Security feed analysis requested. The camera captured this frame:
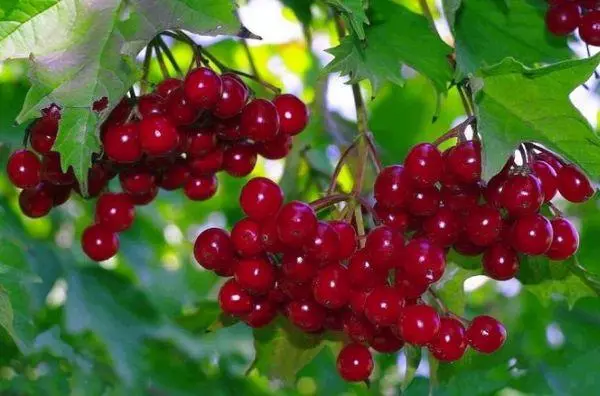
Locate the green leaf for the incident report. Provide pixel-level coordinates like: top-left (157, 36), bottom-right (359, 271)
top-left (442, 0), bottom-right (461, 28)
top-left (431, 263), bottom-right (478, 316)
top-left (402, 345), bottom-right (422, 391)
top-left (326, 0), bottom-right (370, 40)
top-left (452, 0), bottom-right (570, 78)
top-left (280, 0), bottom-right (314, 25)
top-left (473, 56), bottom-right (600, 180)
top-left (0, 286), bottom-right (16, 343)
top-left (324, 0), bottom-right (453, 94)
top-left (525, 272), bottom-right (597, 309)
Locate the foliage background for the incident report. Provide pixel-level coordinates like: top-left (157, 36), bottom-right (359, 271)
top-left (0, 0), bottom-right (600, 395)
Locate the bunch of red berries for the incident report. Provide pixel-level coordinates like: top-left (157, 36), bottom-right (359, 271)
top-left (546, 0), bottom-right (600, 45)
top-left (194, 132), bottom-right (595, 382)
top-left (6, 66), bottom-right (309, 262)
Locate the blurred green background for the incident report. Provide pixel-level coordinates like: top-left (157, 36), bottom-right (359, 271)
top-left (1, 0), bottom-right (600, 395)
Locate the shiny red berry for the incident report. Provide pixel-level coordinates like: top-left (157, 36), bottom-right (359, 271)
top-left (304, 221), bottom-right (340, 262)
top-left (329, 220), bottom-right (358, 260)
top-left (546, 217), bottom-right (579, 260)
top-left (184, 174), bottom-right (218, 201)
top-left (485, 172), bottom-right (508, 208)
top-left (447, 140), bottom-right (482, 184)
top-left (243, 297), bottom-right (277, 328)
top-left (287, 300), bottom-right (326, 332)
top-left (158, 160), bottom-right (191, 191)
top-left (364, 225), bottom-right (403, 269)
top-left (154, 78), bottom-right (182, 98)
top-left (7, 149), bottom-right (41, 189)
top-left (282, 251), bottom-right (318, 283)
top-left (119, 166), bottom-right (156, 195)
top-left (532, 160), bottom-right (558, 203)
top-left (408, 186), bottom-right (441, 217)
top-left (579, 10), bottom-right (600, 45)
top-left (95, 193), bottom-right (135, 232)
top-left (137, 94), bottom-right (165, 117)
top-left (276, 201), bottom-right (318, 248)
top-left (440, 183), bottom-right (481, 213)
top-left (402, 238), bottom-right (446, 285)
top-left (348, 249), bottom-right (386, 291)
top-left (165, 87), bottom-right (200, 126)
top-left (464, 205), bottom-right (503, 247)
top-left (395, 271), bottom-right (429, 299)
top-left (312, 264), bottom-right (350, 309)
top-left (398, 304), bottom-right (441, 345)
top-left (336, 344), bottom-right (373, 382)
top-left (41, 152), bottom-right (75, 186)
top-left (222, 144), bottom-right (257, 177)
top-left (342, 312), bottom-right (375, 344)
top-left (102, 122), bottom-right (142, 163)
top-left (193, 228), bottom-right (234, 271)
top-left (139, 115), bottom-right (179, 155)
top-left (240, 177), bottom-right (284, 222)
top-left (546, 3), bottom-right (581, 35)
top-left (374, 203), bottom-right (410, 233)
top-left (422, 207), bottom-right (461, 247)
top-left (369, 327), bottom-right (405, 353)
top-left (183, 67), bottom-right (223, 108)
top-left (81, 224), bottom-right (119, 261)
top-left (466, 315), bottom-right (507, 354)
top-left (511, 213), bottom-right (553, 255)
top-left (185, 127), bottom-right (217, 158)
top-left (231, 218), bottom-right (264, 257)
top-left (18, 183), bottom-right (53, 218)
top-left (240, 99), bottom-right (280, 142)
top-left (404, 143), bottom-right (443, 187)
top-left (128, 186), bottom-right (159, 206)
top-left (428, 317), bottom-right (467, 362)
top-left (557, 164), bottom-right (595, 203)
top-left (257, 133), bottom-right (293, 160)
top-left (273, 94), bottom-right (309, 136)
top-left (219, 279), bottom-right (252, 316)
top-left (500, 174), bottom-right (544, 216)
top-left (374, 165), bottom-right (412, 209)
top-left (482, 243), bottom-right (519, 281)
top-left (188, 148), bottom-right (224, 175)
top-left (364, 286), bottom-right (404, 327)
top-left (29, 116), bottom-right (58, 154)
top-left (235, 257), bottom-right (275, 295)
top-left (213, 74), bottom-right (247, 119)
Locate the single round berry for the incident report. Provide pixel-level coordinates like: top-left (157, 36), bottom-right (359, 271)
top-left (511, 213), bottom-right (553, 255)
top-left (374, 165), bottom-right (412, 209)
top-left (231, 218), bottom-right (264, 257)
top-left (402, 238), bottom-right (446, 285)
top-left (466, 315), bottom-right (507, 354)
top-left (557, 164), bottom-right (595, 203)
top-left (404, 143), bottom-right (443, 187)
top-left (329, 220), bottom-right (358, 260)
top-left (312, 264), bottom-right (350, 309)
top-left (240, 99), bottom-right (280, 142)
top-left (428, 317), bottom-right (467, 362)
top-left (374, 203), bottom-right (410, 233)
top-left (536, 151), bottom-right (564, 172)
top-left (349, 289), bottom-right (369, 315)
top-left (19, 183), bottom-right (53, 218)
top-left (336, 344), bottom-right (373, 382)
top-left (139, 115), bottom-right (179, 156)
top-left (446, 140), bottom-right (482, 184)
top-left (128, 186), bottom-right (159, 206)
top-left (95, 193), bottom-right (135, 232)
top-left (546, 3), bottom-right (581, 35)
top-left (482, 243), bottom-right (519, 281)
top-left (165, 87), bottom-right (200, 126)
top-left (7, 149), bottom-right (41, 189)
top-left (235, 257), bottom-right (275, 295)
top-left (219, 279), bottom-right (252, 316)
top-left (485, 172), bottom-right (508, 208)
top-left (137, 94), bottom-right (165, 117)
top-left (304, 221), bottom-right (340, 262)
top-left (184, 174), bottom-right (218, 201)
top-left (500, 174), bottom-right (544, 216)
top-left (422, 207), bottom-right (461, 247)
top-left (222, 144), bottom-right (257, 177)
top-left (188, 148), bottom-right (224, 175)
top-left (364, 286), bottom-right (404, 327)
top-left (215, 117), bottom-right (242, 141)
top-left (348, 249), bottom-right (386, 290)
top-left (282, 251), bottom-right (318, 283)
top-left (102, 122), bottom-right (142, 163)
top-left (276, 201), bottom-right (318, 248)
top-left (364, 225), bottom-right (403, 269)
top-left (243, 297), bottom-right (277, 328)
top-left (154, 78), bottom-right (182, 98)
top-left (41, 152), bottom-right (75, 186)
top-left (273, 94), bottom-right (309, 136)
top-left (30, 116), bottom-right (58, 154)
top-left (398, 304), bottom-right (441, 345)
top-left (440, 183), bottom-right (481, 213)
top-left (464, 205), bottom-right (503, 247)
top-left (342, 312), bottom-right (376, 344)
top-left (81, 224), bottom-right (119, 261)
top-left (532, 160), bottom-right (558, 203)
top-left (193, 228), bottom-right (235, 271)
top-left (257, 133), bottom-right (293, 160)
top-left (369, 327), bottom-right (405, 353)
top-left (453, 234), bottom-right (487, 257)
top-left (546, 217), bottom-right (579, 260)
top-left (408, 186), bottom-right (441, 217)
top-left (119, 166), bottom-right (156, 195)
top-left (240, 177), bottom-right (284, 222)
top-left (185, 127), bottom-right (217, 158)
top-left (579, 10), bottom-right (600, 45)
top-left (158, 160), bottom-right (190, 191)
top-left (287, 300), bottom-right (326, 332)
top-left (395, 271), bottom-right (429, 299)
top-left (183, 67), bottom-right (223, 109)
top-left (260, 217), bottom-right (285, 253)
top-left (213, 74), bottom-right (248, 119)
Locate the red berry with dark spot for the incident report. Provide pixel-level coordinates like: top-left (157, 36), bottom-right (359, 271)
top-left (467, 315), bottom-right (507, 354)
top-left (546, 217), bottom-right (579, 260)
top-left (482, 243), bottom-right (519, 281)
top-left (231, 218), bottom-right (264, 257)
top-left (240, 177), bottom-right (284, 222)
top-left (398, 304), bottom-right (441, 345)
top-left (223, 144), bottom-right (257, 177)
top-left (219, 279), bottom-right (252, 316)
top-left (103, 123), bottom-right (142, 163)
top-left (500, 174), bottom-right (544, 216)
top-left (273, 94), bottom-right (309, 136)
top-left (313, 264), bottom-right (350, 309)
top-left (240, 99), bottom-right (280, 142)
top-left (428, 317), bottom-right (467, 362)
top-left (374, 165), bottom-right (412, 209)
top-left (276, 201), bottom-right (318, 248)
top-left (139, 115), bottom-right (180, 155)
top-left (129, 186), bottom-right (159, 206)
top-left (213, 74), bottom-right (247, 119)
top-left (183, 67), bottom-right (223, 109)
top-left (336, 344), bottom-right (373, 382)
top-left (511, 213), bottom-right (553, 255)
top-left (7, 149), bottom-right (41, 189)
top-left (194, 228), bottom-right (234, 271)
top-left (404, 143), bottom-right (443, 187)
top-left (81, 224), bottom-right (119, 261)
top-left (184, 174), bottom-right (218, 201)
top-left (364, 286), bottom-right (404, 327)
top-left (95, 193), bottom-right (135, 232)
top-left (557, 164), bottom-right (595, 203)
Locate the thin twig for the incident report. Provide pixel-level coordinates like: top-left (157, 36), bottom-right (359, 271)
top-left (366, 133), bottom-right (383, 173)
top-left (457, 84), bottom-right (474, 116)
top-left (155, 36), bottom-right (183, 76)
top-left (242, 39), bottom-right (260, 79)
top-left (310, 193), bottom-right (350, 211)
top-left (153, 44), bottom-right (170, 79)
top-left (327, 140), bottom-right (359, 195)
top-left (432, 115), bottom-right (475, 146)
top-left (141, 42), bottom-right (154, 94)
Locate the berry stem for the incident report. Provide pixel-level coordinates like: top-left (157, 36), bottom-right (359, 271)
top-left (155, 36), bottom-right (184, 77)
top-left (153, 43), bottom-right (170, 79)
top-left (326, 139), bottom-right (359, 195)
top-left (524, 142), bottom-right (566, 166)
top-left (354, 205), bottom-right (366, 248)
top-left (241, 39), bottom-right (261, 80)
top-left (546, 201), bottom-right (564, 217)
top-left (426, 288), bottom-right (448, 315)
top-left (141, 42), bottom-right (154, 94)
top-left (310, 193), bottom-right (350, 211)
top-left (366, 133), bottom-right (383, 173)
top-left (433, 115), bottom-right (475, 146)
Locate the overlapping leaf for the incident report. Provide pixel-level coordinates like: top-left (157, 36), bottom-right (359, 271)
top-left (326, 0), bottom-right (370, 40)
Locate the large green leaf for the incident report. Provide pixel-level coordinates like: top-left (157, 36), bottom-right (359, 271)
top-left (326, 0), bottom-right (370, 40)
top-left (452, 0), bottom-right (570, 78)
top-left (324, 0), bottom-right (453, 94)
top-left (473, 56), bottom-right (600, 180)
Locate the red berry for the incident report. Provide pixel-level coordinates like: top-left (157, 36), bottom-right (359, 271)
top-left (95, 193), bottom-right (135, 232)
top-left (139, 115), bottom-right (179, 155)
top-left (336, 344), bottom-right (373, 382)
top-left (428, 317), bottom-right (467, 361)
top-left (282, 251), bottom-right (318, 283)
top-left (128, 186), bottom-right (159, 206)
top-left (287, 300), bottom-right (326, 332)
top-left (466, 315), bottom-right (507, 354)
top-left (219, 279), bottom-right (252, 316)
top-left (402, 238), bottom-right (446, 285)
top-left (158, 160), bottom-right (190, 190)
top-left (579, 10), bottom-right (600, 45)
top-left (312, 264), bottom-right (350, 309)
top-left (364, 286), bottom-right (404, 327)
top-left (369, 327), bottom-right (405, 353)
top-left (464, 205), bottom-right (503, 247)
top-left (447, 141), bottom-right (482, 184)
top-left (165, 87), bottom-right (200, 126)
top-left (103, 123), bottom-right (142, 163)
top-left (482, 243), bottom-right (519, 281)
top-left (119, 166), bottom-right (156, 195)
top-left (188, 148), bottom-right (224, 175)
top-left (485, 172), bottom-right (508, 208)
top-left (51, 183), bottom-right (72, 206)
top-left (395, 271), bottom-right (429, 299)
top-left (348, 249), bottom-right (386, 290)
top-left (18, 183), bottom-right (53, 218)
top-left (213, 74), bottom-right (247, 119)
top-left (453, 234), bottom-right (487, 257)
top-left (243, 297), bottom-right (276, 328)
top-left (536, 151), bottom-right (564, 171)
top-left (532, 160), bottom-right (558, 203)
top-left (222, 144), bottom-right (257, 177)
top-left (342, 312), bottom-right (375, 344)
top-left (349, 289), bottom-right (369, 315)
top-left (257, 133), bottom-right (292, 160)
top-left (215, 117), bottom-right (242, 141)
top-left (154, 78), bottom-right (182, 98)
top-left (440, 183), bottom-right (480, 213)
top-left (7, 149), bottom-right (41, 189)
top-left (41, 152), bottom-right (75, 186)
top-left (557, 164), bottom-right (595, 203)
top-left (546, 217), bottom-right (579, 260)
top-left (398, 304), bottom-right (441, 345)
top-left (235, 257), bottom-right (275, 295)
top-left (276, 201), bottom-right (318, 248)
top-left (364, 225), bottom-right (403, 269)
top-left (404, 143), bottom-right (443, 187)
top-left (374, 165), bottom-right (412, 209)
top-left (183, 67), bottom-right (223, 108)
top-left (500, 174), bottom-right (544, 216)
top-left (81, 224), bottom-right (119, 261)
top-left (185, 126), bottom-right (217, 158)
top-left (374, 203), bottom-right (410, 233)
top-left (231, 218), bottom-right (264, 257)
top-left (408, 186), bottom-right (441, 217)
top-left (240, 177), bottom-right (284, 222)
top-left (546, 3), bottom-right (581, 35)
top-left (304, 221), bottom-right (340, 262)
top-left (184, 174), bottom-right (218, 201)
top-left (329, 220), bottom-right (358, 260)
top-left (260, 217), bottom-right (284, 253)
top-left (273, 94), bottom-right (309, 136)
top-left (137, 94), bottom-right (165, 117)
top-left (240, 99), bottom-right (280, 142)
top-left (29, 116), bottom-right (58, 154)
top-left (511, 213), bottom-right (553, 255)
top-left (422, 207), bottom-right (461, 247)
top-left (194, 228), bottom-right (234, 271)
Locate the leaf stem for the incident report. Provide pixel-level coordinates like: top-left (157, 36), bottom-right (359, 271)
top-left (241, 39), bottom-right (260, 80)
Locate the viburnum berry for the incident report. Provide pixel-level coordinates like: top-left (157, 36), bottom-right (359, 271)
top-left (422, 207), bottom-right (461, 247)
top-left (235, 257), bottom-right (275, 295)
top-left (304, 221), bottom-right (340, 262)
top-left (231, 218), bottom-right (264, 257)
top-left (184, 174), bottom-right (218, 201)
top-left (183, 67), bottom-right (223, 109)
top-left (279, 278), bottom-right (313, 301)
top-left (369, 326), bottom-right (405, 353)
top-left (155, 78), bottom-right (182, 98)
top-left (240, 99), bottom-right (280, 142)
top-left (579, 10), bottom-right (600, 46)
top-left (557, 164), bottom-right (595, 203)
top-left (103, 123), bottom-right (143, 163)
top-left (364, 225), bottom-right (403, 269)
top-left (329, 220), bottom-right (358, 260)
top-left (545, 2), bottom-right (581, 35)
top-left (158, 160), bottom-right (190, 191)
top-left (466, 315), bottom-right (507, 354)
top-left (402, 238), bottom-right (446, 285)
top-left (312, 264), bottom-right (351, 309)
top-left (364, 286), bottom-right (404, 327)
top-left (213, 74), bottom-right (248, 119)
top-left (119, 166), bottom-right (156, 195)
top-left (139, 115), bottom-right (180, 155)
top-left (128, 186), bottom-right (159, 206)
top-left (257, 133), bottom-right (293, 160)
top-left (482, 243), bottom-right (519, 281)
top-left (336, 344), bottom-right (373, 382)
top-left (484, 171), bottom-right (508, 209)
top-left (240, 177), bottom-right (284, 222)
top-left (428, 317), bottom-right (467, 362)
top-left (51, 183), bottom-right (72, 207)
top-left (41, 152), bottom-right (75, 186)
top-left (185, 127), bottom-right (217, 158)
top-left (348, 249), bottom-right (386, 290)
top-left (500, 173), bottom-right (544, 216)
top-left (510, 213), bottom-right (554, 255)
top-left (95, 193), bottom-right (135, 232)
top-left (19, 183), bottom-right (54, 218)
top-left (165, 87), bottom-right (200, 126)
top-left (273, 94), bottom-right (309, 136)
top-left (215, 117), bottom-right (242, 141)
top-left (404, 143), bottom-right (443, 187)
top-left (219, 279), bottom-right (252, 316)
top-left (137, 94), bottom-right (165, 117)
top-left (276, 201), bottom-right (318, 248)
top-left (464, 205), bottom-right (503, 247)
top-left (81, 224), bottom-right (119, 261)
top-left (188, 148), bottom-right (224, 175)
top-left (408, 186), bottom-right (441, 217)
top-left (546, 217), bottom-right (579, 260)
top-left (532, 160), bottom-right (558, 202)
top-left (7, 149), bottom-right (42, 189)
top-left (453, 234), bottom-right (487, 257)
top-left (374, 203), bottom-right (410, 233)
top-left (287, 300), bottom-right (326, 332)
top-left (30, 115), bottom-right (58, 154)
top-left (260, 217), bottom-right (284, 253)
top-left (342, 312), bottom-right (376, 344)
top-left (194, 228), bottom-right (235, 271)
top-left (222, 144), bottom-right (257, 177)
top-left (440, 183), bottom-right (481, 213)
top-left (398, 304), bottom-right (441, 345)
top-left (243, 297), bottom-right (277, 328)
top-left (282, 251), bottom-right (318, 283)
top-left (395, 271), bottom-right (429, 299)
top-left (374, 165), bottom-right (412, 209)
top-left (446, 140), bottom-right (482, 184)
top-left (349, 289), bottom-right (369, 315)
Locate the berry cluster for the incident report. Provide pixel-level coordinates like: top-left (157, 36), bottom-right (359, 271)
top-left (194, 132), bottom-right (595, 382)
top-left (6, 66), bottom-right (309, 262)
top-left (546, 0), bottom-right (600, 45)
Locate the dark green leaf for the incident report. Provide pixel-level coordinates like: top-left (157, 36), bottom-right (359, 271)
top-left (326, 0), bottom-right (370, 40)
